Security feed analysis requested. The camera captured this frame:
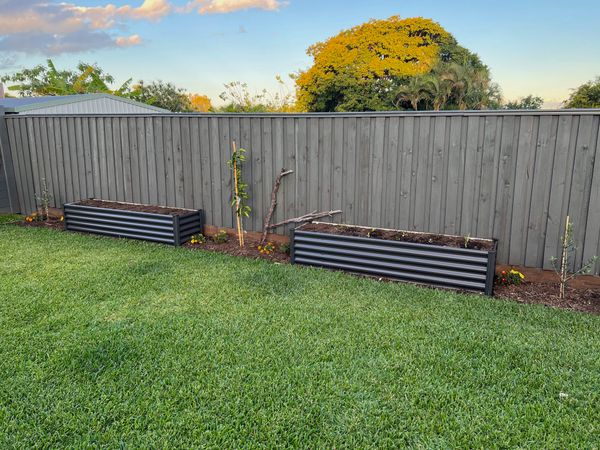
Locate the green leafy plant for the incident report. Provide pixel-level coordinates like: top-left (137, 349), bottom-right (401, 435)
top-left (257, 242), bottom-right (275, 255)
top-left (550, 216), bottom-right (598, 299)
top-left (35, 178), bottom-right (52, 221)
top-left (189, 234), bottom-right (206, 245)
top-left (212, 230), bottom-right (229, 244)
top-left (279, 243), bottom-right (290, 255)
top-left (228, 141), bottom-right (251, 247)
top-left (497, 269), bottom-right (525, 286)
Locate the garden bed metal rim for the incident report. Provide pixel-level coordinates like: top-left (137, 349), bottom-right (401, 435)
top-left (64, 201), bottom-right (204, 246)
top-left (291, 223), bottom-right (497, 295)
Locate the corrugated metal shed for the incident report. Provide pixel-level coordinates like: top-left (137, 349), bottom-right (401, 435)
top-left (0, 94), bottom-right (169, 114)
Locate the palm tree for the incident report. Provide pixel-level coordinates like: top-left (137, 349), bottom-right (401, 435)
top-left (441, 63), bottom-right (499, 110)
top-left (422, 75), bottom-right (452, 110)
top-left (393, 76), bottom-right (429, 110)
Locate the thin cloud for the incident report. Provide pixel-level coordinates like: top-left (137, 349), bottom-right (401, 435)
top-left (116, 34), bottom-right (143, 47)
top-left (0, 0), bottom-right (287, 56)
top-left (179, 0), bottom-right (285, 14)
top-left (71, 0), bottom-right (172, 29)
top-left (0, 30), bottom-right (116, 55)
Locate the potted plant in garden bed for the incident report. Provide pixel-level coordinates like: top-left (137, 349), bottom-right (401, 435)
top-left (291, 222), bottom-right (498, 295)
top-left (64, 199), bottom-right (204, 246)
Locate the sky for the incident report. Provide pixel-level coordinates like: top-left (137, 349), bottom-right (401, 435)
top-left (1, 0), bottom-right (599, 107)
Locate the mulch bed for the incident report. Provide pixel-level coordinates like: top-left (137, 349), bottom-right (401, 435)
top-left (11, 218), bottom-right (600, 314)
top-left (184, 235), bottom-right (290, 264)
top-left (75, 199), bottom-right (195, 216)
top-left (300, 222), bottom-right (495, 251)
top-left (15, 218), bottom-right (65, 230)
top-left (494, 282), bottom-right (600, 314)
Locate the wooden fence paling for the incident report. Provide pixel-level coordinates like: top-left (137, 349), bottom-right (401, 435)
top-left (3, 110), bottom-right (600, 274)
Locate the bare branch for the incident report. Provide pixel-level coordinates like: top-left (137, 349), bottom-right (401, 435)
top-left (267, 210), bottom-right (342, 229)
top-left (261, 168), bottom-right (294, 244)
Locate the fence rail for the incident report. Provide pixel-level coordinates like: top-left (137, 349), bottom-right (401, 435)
top-left (3, 111), bottom-right (600, 274)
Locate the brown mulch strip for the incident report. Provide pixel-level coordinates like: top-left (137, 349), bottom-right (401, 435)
top-left (11, 219), bottom-right (599, 314)
top-left (15, 218), bottom-right (65, 230)
top-left (300, 222), bottom-right (495, 251)
top-left (75, 199), bottom-right (195, 216)
top-left (184, 235), bottom-right (290, 264)
top-left (494, 282), bottom-right (600, 314)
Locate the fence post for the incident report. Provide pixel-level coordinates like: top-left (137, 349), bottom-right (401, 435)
top-left (0, 107), bottom-right (21, 213)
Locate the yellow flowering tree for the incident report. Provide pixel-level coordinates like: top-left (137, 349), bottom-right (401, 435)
top-left (295, 16), bottom-right (493, 112)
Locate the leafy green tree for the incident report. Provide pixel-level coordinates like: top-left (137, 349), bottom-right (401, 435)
top-left (504, 95), bottom-right (544, 110)
top-left (296, 16), bottom-right (498, 112)
top-left (1, 59), bottom-right (131, 97)
top-left (563, 77), bottom-right (600, 108)
top-left (127, 80), bottom-right (192, 112)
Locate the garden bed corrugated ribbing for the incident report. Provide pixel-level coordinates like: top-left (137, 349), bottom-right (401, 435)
top-left (64, 199), bottom-right (203, 246)
top-left (291, 222), bottom-right (498, 295)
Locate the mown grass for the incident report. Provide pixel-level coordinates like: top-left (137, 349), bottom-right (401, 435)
top-left (0, 223), bottom-right (598, 448)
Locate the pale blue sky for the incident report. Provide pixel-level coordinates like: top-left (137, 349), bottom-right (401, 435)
top-left (1, 0), bottom-right (599, 106)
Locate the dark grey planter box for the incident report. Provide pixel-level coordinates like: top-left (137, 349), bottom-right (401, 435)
top-left (291, 222), bottom-right (497, 295)
top-left (64, 201), bottom-right (203, 246)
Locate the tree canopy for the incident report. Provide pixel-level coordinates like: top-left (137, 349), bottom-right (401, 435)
top-left (1, 60), bottom-right (211, 113)
top-left (128, 80), bottom-right (193, 112)
top-left (563, 77), bottom-right (600, 108)
top-left (295, 16), bottom-right (500, 112)
top-left (503, 95), bottom-right (544, 110)
top-left (0, 59), bottom-right (131, 97)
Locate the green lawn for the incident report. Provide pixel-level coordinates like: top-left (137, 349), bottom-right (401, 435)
top-left (0, 223), bottom-right (598, 448)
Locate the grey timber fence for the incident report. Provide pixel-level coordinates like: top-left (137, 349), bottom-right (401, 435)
top-left (1, 110), bottom-right (599, 274)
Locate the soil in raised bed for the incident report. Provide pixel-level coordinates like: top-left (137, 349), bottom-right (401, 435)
top-left (75, 199), bottom-right (194, 216)
top-left (300, 222), bottom-right (495, 251)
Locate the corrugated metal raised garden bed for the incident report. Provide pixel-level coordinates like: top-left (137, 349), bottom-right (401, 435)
top-left (291, 222), bottom-right (498, 295)
top-left (64, 199), bottom-right (203, 246)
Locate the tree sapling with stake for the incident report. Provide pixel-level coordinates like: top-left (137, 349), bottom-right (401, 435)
top-left (228, 140), bottom-right (251, 247)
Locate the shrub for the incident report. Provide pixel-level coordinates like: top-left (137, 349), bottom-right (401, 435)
top-left (213, 230), bottom-right (229, 244)
top-left (497, 269), bottom-right (525, 286)
top-left (257, 242), bottom-right (275, 255)
top-left (189, 234), bottom-right (206, 245)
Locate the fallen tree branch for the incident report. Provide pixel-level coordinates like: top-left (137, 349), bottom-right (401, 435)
top-left (267, 209), bottom-right (342, 229)
top-left (261, 168), bottom-right (294, 244)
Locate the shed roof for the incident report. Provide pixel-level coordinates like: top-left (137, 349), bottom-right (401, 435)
top-left (0, 93), bottom-right (169, 114)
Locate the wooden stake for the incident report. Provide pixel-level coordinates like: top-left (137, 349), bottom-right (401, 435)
top-left (560, 215), bottom-right (570, 299)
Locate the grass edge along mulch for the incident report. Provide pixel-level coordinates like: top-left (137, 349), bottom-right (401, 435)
top-left (9, 216), bottom-right (599, 315)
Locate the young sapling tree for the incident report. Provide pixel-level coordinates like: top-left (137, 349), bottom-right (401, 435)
top-left (35, 178), bottom-right (52, 221)
top-left (228, 140), bottom-right (251, 247)
top-left (550, 216), bottom-right (598, 299)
